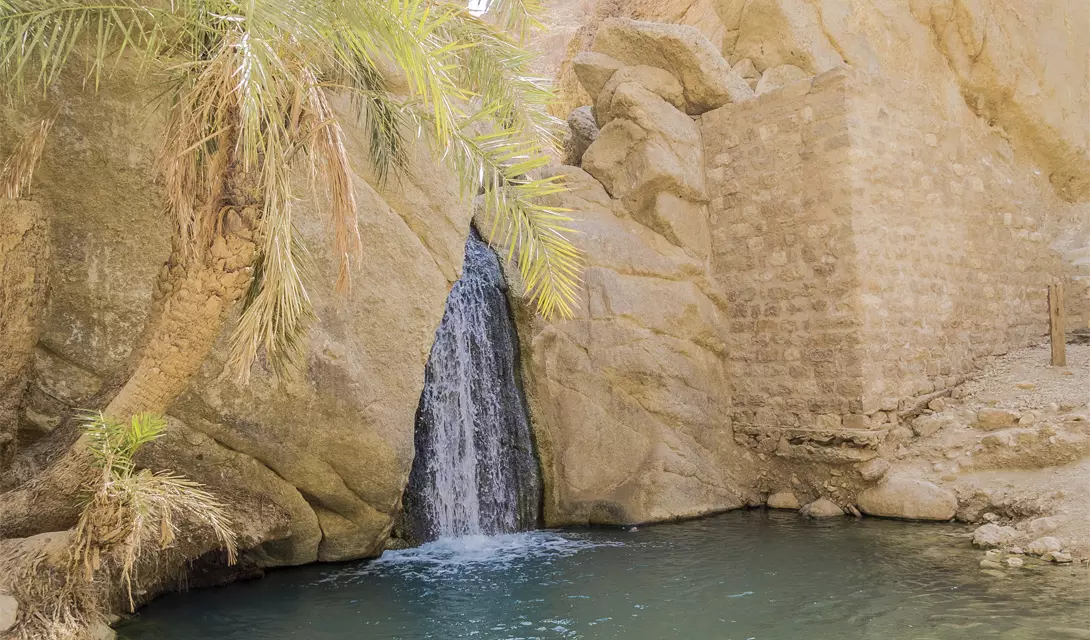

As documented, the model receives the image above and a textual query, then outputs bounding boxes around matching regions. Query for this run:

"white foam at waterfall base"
[323,531,621,583]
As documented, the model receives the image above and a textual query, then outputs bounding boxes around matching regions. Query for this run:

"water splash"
[323,532,619,583]
[402,230,541,541]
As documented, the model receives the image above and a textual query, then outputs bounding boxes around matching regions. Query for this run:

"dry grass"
[1,413,237,639]
[0,115,55,199]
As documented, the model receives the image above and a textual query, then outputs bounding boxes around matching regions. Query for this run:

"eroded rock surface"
[542,0,1090,204]
[4,84,470,566]
[515,168,756,525]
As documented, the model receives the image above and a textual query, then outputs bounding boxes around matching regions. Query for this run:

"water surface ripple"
[119,511,1090,640]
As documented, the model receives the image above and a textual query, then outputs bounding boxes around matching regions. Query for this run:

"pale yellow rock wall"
[5,77,470,565]
[546,0,1090,204]
[516,168,757,526]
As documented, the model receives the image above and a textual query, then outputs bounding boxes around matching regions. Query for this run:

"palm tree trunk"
[0,206,259,538]
[0,200,50,470]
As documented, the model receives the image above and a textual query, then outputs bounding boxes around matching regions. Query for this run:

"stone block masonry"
[702,67,1089,459]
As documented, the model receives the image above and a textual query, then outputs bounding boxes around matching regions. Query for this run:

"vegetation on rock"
[3,412,235,639]
[0,0,582,633]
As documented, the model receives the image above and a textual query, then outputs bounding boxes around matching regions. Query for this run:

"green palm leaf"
[0,0,583,382]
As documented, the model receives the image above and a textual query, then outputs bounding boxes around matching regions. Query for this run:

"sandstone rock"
[842,414,871,430]
[858,478,957,521]
[1026,536,1063,556]
[888,426,914,442]
[912,415,952,438]
[564,106,599,166]
[592,18,753,113]
[754,64,810,95]
[1025,516,1064,537]
[635,192,711,258]
[858,457,890,482]
[980,431,1011,448]
[1016,381,1036,390]
[801,498,844,518]
[596,65,687,125]
[1046,551,1074,564]
[573,51,625,99]
[732,57,760,89]
[518,167,751,526]
[972,523,1020,548]
[974,409,1020,431]
[928,398,948,412]
[583,82,706,213]
[1017,412,1038,427]
[767,490,800,510]
[17,84,473,565]
[0,594,17,634]
[733,0,844,74]
[90,620,117,640]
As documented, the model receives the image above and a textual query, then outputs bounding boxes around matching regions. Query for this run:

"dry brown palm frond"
[301,69,362,294]
[3,0,582,380]
[0,115,55,199]
[71,412,238,611]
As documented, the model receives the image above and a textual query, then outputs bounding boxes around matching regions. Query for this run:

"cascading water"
[402,229,541,542]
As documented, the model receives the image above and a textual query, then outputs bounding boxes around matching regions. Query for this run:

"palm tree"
[0,0,582,538]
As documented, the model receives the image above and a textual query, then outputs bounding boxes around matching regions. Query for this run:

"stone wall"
[701,69,868,452]
[846,71,1087,412]
[701,66,1089,462]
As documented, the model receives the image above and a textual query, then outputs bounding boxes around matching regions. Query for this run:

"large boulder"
[592,18,753,113]
[857,478,957,521]
[595,65,687,125]
[12,81,471,565]
[573,51,625,100]
[582,83,706,213]
[516,167,754,526]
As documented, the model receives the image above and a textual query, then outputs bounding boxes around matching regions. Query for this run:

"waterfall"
[402,230,541,541]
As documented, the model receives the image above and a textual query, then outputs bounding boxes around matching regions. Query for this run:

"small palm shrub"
[4,413,237,638]
[71,412,237,610]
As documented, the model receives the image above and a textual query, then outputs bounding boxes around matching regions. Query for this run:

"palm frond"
[456,128,582,318]
[2,0,584,382]
[476,0,544,42]
[0,1,172,94]
[0,113,53,198]
[73,411,237,612]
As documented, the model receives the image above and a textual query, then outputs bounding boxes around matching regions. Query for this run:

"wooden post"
[1049,283,1066,366]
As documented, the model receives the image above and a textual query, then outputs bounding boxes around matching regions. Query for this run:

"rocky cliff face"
[2,2,1088,606]
[5,79,471,567]
[542,0,1090,203]
[519,10,1089,546]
